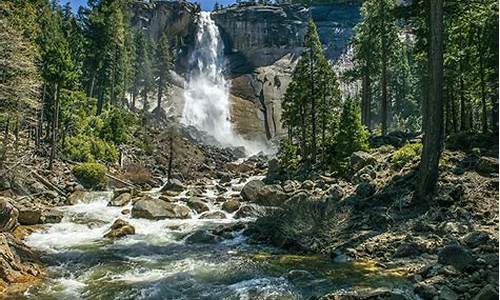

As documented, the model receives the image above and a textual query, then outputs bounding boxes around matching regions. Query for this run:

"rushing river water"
[15,177,411,300]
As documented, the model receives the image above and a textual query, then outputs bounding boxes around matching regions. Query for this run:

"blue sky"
[63,0,236,12]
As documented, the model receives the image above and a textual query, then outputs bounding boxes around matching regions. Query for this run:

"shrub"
[97,108,136,144]
[391,143,422,168]
[335,98,369,159]
[73,162,108,189]
[64,135,118,163]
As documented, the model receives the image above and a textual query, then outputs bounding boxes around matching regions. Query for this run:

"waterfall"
[182,12,269,155]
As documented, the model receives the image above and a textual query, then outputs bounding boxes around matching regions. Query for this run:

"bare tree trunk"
[167,133,174,182]
[417,0,444,201]
[361,72,372,129]
[49,82,60,170]
[381,58,388,135]
[478,33,488,133]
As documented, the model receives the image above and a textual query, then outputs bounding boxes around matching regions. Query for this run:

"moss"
[391,143,422,168]
[73,162,108,189]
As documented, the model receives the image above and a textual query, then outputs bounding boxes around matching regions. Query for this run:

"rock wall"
[128,2,360,141]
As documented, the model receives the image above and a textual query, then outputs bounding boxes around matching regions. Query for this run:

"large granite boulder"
[241,180,288,206]
[131,196,191,220]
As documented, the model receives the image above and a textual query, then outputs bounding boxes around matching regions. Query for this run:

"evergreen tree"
[335,98,368,159]
[154,32,172,117]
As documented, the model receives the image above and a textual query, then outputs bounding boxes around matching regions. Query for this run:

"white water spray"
[181,12,269,155]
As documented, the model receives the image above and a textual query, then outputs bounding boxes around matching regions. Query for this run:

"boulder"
[187,198,210,214]
[40,209,63,224]
[131,196,191,220]
[222,199,241,213]
[108,192,132,207]
[474,284,499,300]
[301,180,315,190]
[438,244,474,272]
[160,179,185,192]
[356,182,376,198]
[199,211,226,219]
[103,219,135,239]
[475,156,498,175]
[327,184,344,201]
[266,158,281,181]
[16,205,41,225]
[462,231,491,248]
[349,151,376,172]
[0,198,18,232]
[240,180,265,202]
[219,173,232,184]
[234,204,266,219]
[66,190,88,205]
[185,230,219,244]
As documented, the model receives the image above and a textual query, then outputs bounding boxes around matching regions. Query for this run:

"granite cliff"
[129,1,360,141]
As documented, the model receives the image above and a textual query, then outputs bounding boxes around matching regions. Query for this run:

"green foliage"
[73,162,108,189]
[64,135,118,163]
[278,140,300,173]
[96,108,136,144]
[391,143,422,168]
[281,18,341,169]
[335,98,369,159]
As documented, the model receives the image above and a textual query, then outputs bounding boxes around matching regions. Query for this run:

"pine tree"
[335,98,368,159]
[154,32,172,117]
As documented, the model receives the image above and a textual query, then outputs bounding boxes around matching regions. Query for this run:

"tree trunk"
[381,56,388,136]
[167,133,174,182]
[450,87,458,133]
[157,77,163,110]
[478,32,488,133]
[49,82,61,170]
[361,72,372,129]
[89,72,96,98]
[417,0,444,201]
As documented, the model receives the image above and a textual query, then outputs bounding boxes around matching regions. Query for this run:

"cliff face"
[128,2,360,142]
[213,4,360,140]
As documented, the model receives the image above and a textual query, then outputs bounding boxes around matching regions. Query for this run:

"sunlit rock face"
[128,2,361,142]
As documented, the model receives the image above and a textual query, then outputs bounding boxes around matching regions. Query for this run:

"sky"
[63,0,236,12]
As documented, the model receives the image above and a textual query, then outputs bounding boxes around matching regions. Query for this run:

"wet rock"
[266,158,281,181]
[187,198,209,214]
[199,211,226,219]
[474,284,499,300]
[327,184,344,201]
[301,180,314,190]
[0,233,42,286]
[438,244,474,272]
[219,173,232,184]
[131,196,191,220]
[103,219,135,239]
[185,230,219,244]
[16,204,41,226]
[240,180,265,202]
[0,197,18,232]
[108,192,132,207]
[121,209,130,215]
[66,190,88,205]
[160,178,185,192]
[356,182,376,198]
[222,199,240,213]
[234,204,266,219]
[40,209,63,224]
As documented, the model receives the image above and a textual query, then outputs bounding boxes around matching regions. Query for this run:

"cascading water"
[182,12,268,155]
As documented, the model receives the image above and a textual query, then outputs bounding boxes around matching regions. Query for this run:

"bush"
[73,162,108,189]
[64,135,118,163]
[391,143,422,168]
[97,108,137,144]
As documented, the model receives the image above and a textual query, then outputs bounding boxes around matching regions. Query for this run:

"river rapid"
[13,175,411,300]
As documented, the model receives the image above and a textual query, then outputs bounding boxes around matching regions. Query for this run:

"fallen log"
[31,171,66,197]
[105,173,135,187]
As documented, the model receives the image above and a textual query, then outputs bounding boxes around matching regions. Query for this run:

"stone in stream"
[108,192,132,207]
[187,198,209,214]
[160,179,185,192]
[199,211,226,219]
[66,190,88,205]
[0,197,18,232]
[103,219,135,239]
[234,204,266,219]
[240,180,288,206]
[40,209,63,224]
[131,196,191,220]
[222,199,240,213]
[184,230,220,244]
[16,204,42,225]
